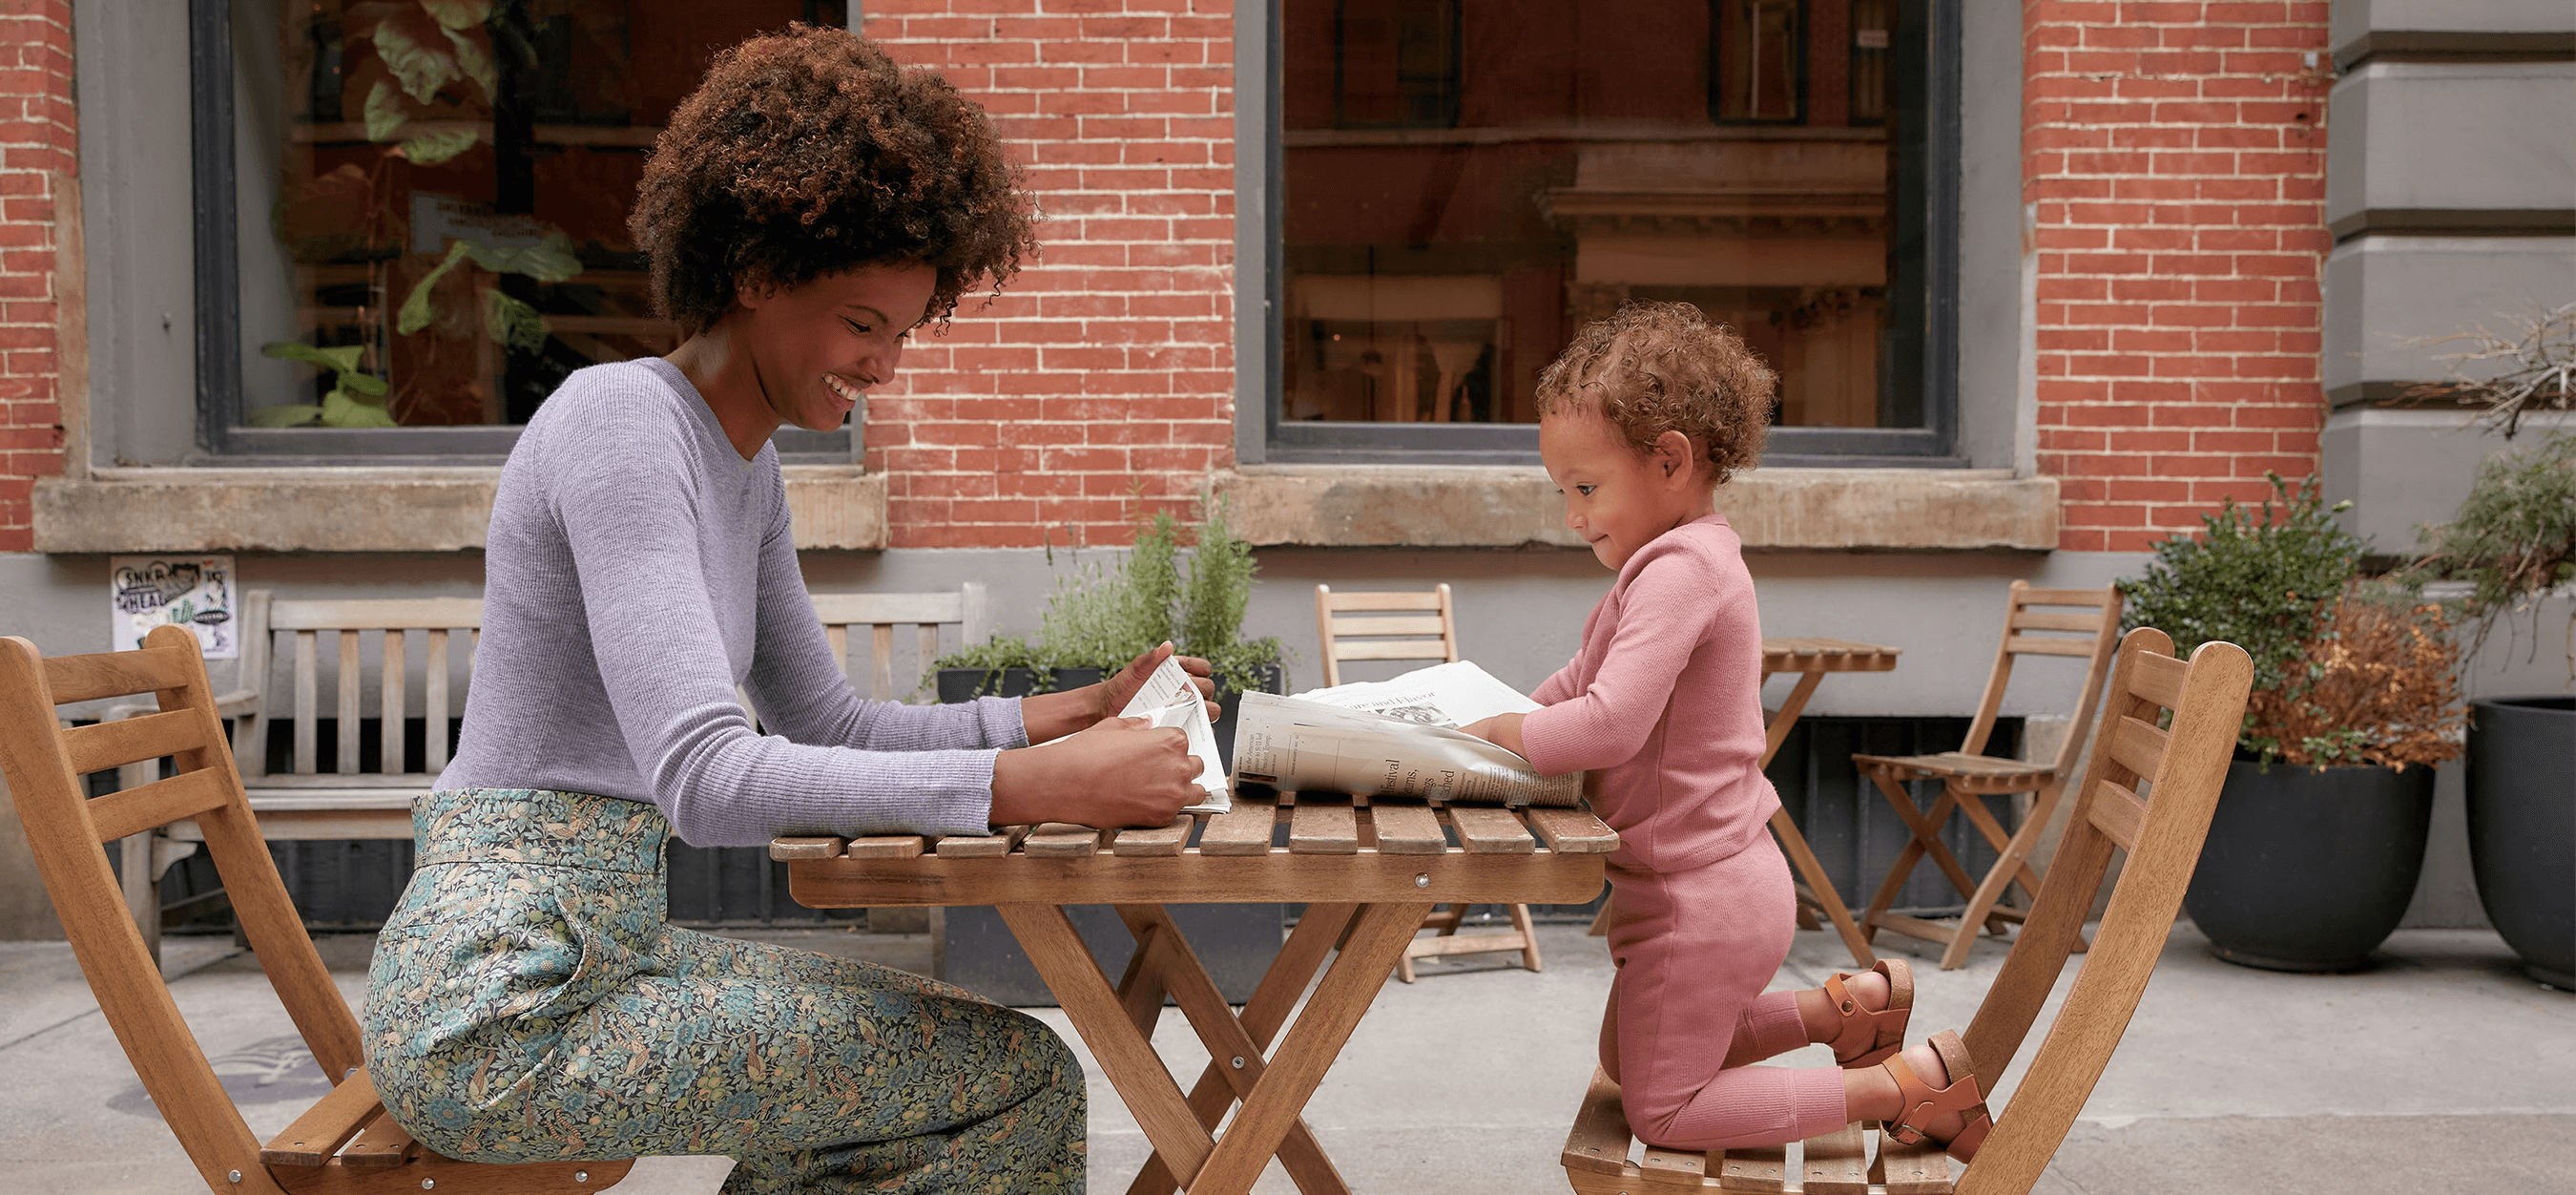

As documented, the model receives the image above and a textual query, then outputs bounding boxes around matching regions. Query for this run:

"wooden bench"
[113,583,991,958]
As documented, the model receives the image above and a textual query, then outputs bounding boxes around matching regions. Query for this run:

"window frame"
[1245,0,1963,470]
[185,0,855,466]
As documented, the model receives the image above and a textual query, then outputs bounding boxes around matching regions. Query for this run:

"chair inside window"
[1851,581,2127,970]
[1563,627,2254,1192]
[0,626,635,1194]
[1314,583,1544,982]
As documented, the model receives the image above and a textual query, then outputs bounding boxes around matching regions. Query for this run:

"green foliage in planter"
[2416,430,2576,662]
[2120,472,2372,759]
[929,634,1051,698]
[930,497,1287,698]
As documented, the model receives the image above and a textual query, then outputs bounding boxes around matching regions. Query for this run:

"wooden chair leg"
[1509,903,1543,973]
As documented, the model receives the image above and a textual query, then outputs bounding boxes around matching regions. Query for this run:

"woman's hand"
[990,716,1204,828]
[1024,641,1221,743]
[1098,641,1221,723]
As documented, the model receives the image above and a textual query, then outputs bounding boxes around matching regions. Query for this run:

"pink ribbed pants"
[1601,840,1852,1150]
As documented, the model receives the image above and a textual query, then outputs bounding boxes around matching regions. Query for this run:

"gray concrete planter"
[2466,696,2575,989]
[2183,760,2436,973]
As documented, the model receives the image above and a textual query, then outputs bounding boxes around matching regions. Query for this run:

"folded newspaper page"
[1117,655,1232,814]
[1229,661,1584,807]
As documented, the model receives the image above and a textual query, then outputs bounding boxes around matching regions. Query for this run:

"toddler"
[1465,303,1990,1158]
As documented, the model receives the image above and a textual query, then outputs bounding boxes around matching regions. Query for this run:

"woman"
[362,27,1206,1193]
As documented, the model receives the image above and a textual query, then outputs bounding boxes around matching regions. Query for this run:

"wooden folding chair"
[1315,583,1544,983]
[1850,582,2125,969]
[1564,628,2253,1193]
[0,626,634,1194]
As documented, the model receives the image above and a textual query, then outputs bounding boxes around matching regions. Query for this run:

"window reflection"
[1280,0,1921,433]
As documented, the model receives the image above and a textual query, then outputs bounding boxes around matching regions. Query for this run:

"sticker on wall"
[111,555,238,659]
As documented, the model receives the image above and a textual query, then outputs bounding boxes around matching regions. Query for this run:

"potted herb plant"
[2122,473,2465,972]
[2408,304,2575,987]
[934,499,1287,765]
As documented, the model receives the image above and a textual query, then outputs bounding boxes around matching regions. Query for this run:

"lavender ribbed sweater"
[436,357,1026,847]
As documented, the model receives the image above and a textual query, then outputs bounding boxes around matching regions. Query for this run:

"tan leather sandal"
[1824,956,1913,1068]
[1880,1029,1992,1162]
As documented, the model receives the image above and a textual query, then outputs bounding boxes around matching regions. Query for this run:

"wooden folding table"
[774,789,1615,1195]
[1757,637,1902,968]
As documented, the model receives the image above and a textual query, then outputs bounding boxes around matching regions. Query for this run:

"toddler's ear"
[1655,430,1694,482]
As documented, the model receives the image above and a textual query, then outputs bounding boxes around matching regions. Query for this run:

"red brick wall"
[0,1,73,553]
[862,0,1236,550]
[2025,1,2335,553]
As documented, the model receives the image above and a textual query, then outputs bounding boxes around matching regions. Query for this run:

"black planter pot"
[933,666,1105,703]
[1211,662,1286,772]
[2466,696,2575,988]
[2183,760,2436,972]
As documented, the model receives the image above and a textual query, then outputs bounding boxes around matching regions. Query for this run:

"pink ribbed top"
[1518,514,1778,873]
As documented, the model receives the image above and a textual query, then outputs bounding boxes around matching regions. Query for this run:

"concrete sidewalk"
[2,918,2566,1194]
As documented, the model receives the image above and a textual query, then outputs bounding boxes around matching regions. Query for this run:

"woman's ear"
[735,269,776,309]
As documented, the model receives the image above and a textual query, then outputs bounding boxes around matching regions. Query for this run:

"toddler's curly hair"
[630,25,1039,334]
[1534,302,1776,486]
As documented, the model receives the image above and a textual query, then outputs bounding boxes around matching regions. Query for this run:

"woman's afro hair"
[630,25,1039,333]
[1533,301,1776,486]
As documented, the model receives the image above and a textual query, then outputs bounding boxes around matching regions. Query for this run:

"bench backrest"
[234,584,993,782]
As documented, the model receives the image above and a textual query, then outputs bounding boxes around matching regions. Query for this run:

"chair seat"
[1563,1066,1952,1194]
[1850,751,2053,793]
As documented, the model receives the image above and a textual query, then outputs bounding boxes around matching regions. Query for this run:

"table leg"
[1113,905,1348,1195]
[996,903,1215,1185]
[1187,901,1435,1195]
[1760,672,1825,769]
[1768,807,1875,969]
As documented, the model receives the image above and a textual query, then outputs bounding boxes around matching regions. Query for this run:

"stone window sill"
[32,466,888,553]
[1210,466,2060,551]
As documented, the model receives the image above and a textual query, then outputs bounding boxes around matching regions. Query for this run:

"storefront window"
[206,0,846,455]
[1272,0,1954,463]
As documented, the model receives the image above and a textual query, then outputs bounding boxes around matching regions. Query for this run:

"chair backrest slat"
[335,630,362,776]
[292,629,319,774]
[2085,777,2150,851]
[1953,629,2252,1195]
[1315,584,1458,688]
[380,630,405,774]
[87,768,236,844]
[1958,581,2126,773]
[2103,713,2168,783]
[802,584,988,706]
[424,629,452,773]
[63,707,210,774]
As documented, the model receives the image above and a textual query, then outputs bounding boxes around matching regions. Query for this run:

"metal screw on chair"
[227,1172,241,1185]
[575,1171,590,1183]
[1414,873,1428,888]
[1230,1056,1244,1069]
[422,1181,436,1190]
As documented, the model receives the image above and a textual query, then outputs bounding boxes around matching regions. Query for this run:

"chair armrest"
[260,1066,384,1167]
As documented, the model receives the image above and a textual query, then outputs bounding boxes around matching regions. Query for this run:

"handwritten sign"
[110,555,238,659]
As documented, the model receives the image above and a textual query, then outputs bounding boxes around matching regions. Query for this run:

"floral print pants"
[362,788,1084,1194]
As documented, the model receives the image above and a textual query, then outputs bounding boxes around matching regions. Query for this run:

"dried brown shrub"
[2250,590,2465,771]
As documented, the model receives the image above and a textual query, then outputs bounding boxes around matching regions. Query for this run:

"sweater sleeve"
[741,497,1028,753]
[1515,553,1717,776]
[542,415,1008,847]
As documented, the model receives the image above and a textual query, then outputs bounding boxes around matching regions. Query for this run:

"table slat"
[1445,806,1536,854]
[770,837,844,861]
[1523,805,1618,854]
[1287,796,1359,855]
[1366,801,1447,855]
[1022,823,1102,858]
[1111,817,1193,857]
[1198,799,1278,856]
[934,828,1019,858]
[844,836,924,860]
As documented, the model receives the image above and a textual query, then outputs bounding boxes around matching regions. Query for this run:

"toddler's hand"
[1461,712,1529,762]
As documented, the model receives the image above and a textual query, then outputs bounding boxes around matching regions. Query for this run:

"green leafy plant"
[933,496,1287,699]
[2415,431,2576,670]
[2120,472,2379,761]
[255,0,581,428]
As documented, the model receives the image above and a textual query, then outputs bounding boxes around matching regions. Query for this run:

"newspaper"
[1116,655,1233,814]
[1228,661,1584,807]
